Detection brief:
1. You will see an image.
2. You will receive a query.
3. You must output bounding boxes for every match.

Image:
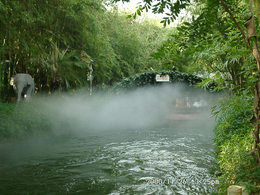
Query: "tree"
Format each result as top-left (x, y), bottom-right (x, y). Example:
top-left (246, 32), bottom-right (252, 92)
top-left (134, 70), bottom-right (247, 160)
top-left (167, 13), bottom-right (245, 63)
top-left (0, 0), bottom-right (109, 98)
top-left (0, 0), bottom-right (172, 100)
top-left (113, 0), bottom-right (191, 26)
top-left (102, 6), bottom-right (170, 82)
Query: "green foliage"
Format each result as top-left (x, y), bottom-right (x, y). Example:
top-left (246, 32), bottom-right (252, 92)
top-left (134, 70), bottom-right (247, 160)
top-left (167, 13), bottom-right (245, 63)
top-left (0, 101), bottom-right (74, 143)
top-left (0, 0), bottom-right (105, 97)
top-left (195, 74), bottom-right (225, 92)
top-left (212, 95), bottom-right (260, 194)
top-left (150, 31), bottom-right (192, 73)
top-left (148, 0), bottom-right (256, 95)
top-left (104, 8), bottom-right (170, 82)
top-left (216, 133), bottom-right (259, 194)
top-left (113, 0), bottom-right (191, 26)
top-left (1, 0), bottom-right (174, 100)
top-left (212, 95), bottom-right (254, 149)
top-left (32, 44), bottom-right (88, 90)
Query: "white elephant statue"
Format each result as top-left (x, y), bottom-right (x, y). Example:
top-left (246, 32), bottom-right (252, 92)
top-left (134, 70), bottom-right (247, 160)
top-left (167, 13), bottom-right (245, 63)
top-left (10, 73), bottom-right (35, 102)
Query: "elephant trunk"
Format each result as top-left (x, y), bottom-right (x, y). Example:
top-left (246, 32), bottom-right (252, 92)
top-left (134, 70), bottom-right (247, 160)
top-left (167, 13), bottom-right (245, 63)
top-left (16, 85), bottom-right (23, 102)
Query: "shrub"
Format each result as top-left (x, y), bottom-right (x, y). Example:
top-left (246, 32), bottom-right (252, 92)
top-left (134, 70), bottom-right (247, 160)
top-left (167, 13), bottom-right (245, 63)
top-left (212, 95), bottom-right (260, 194)
top-left (216, 133), bottom-right (259, 194)
top-left (212, 95), bottom-right (254, 151)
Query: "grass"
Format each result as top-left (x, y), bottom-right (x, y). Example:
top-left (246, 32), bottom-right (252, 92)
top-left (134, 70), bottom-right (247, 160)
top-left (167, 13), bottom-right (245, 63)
top-left (0, 100), bottom-right (74, 143)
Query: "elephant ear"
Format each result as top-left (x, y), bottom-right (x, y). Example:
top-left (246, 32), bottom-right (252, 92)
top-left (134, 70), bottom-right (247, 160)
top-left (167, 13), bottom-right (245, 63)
top-left (10, 77), bottom-right (14, 86)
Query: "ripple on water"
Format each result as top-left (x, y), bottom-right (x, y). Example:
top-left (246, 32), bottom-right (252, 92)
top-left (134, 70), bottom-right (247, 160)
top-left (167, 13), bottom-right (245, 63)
top-left (0, 126), bottom-right (218, 194)
top-left (90, 135), bottom-right (217, 194)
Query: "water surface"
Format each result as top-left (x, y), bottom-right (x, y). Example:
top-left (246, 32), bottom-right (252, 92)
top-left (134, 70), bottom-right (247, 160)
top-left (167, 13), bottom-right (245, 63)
top-left (0, 122), bottom-right (218, 195)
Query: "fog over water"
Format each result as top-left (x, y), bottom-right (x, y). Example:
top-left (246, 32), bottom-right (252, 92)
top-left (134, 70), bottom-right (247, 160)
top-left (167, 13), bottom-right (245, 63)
top-left (0, 83), bottom-right (222, 194)
top-left (38, 83), bottom-right (218, 134)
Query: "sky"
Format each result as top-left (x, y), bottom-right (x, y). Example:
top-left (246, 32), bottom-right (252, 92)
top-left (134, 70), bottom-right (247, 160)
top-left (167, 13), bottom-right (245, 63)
top-left (115, 0), bottom-right (167, 19)
top-left (117, 0), bottom-right (143, 9)
top-left (115, 0), bottom-right (187, 24)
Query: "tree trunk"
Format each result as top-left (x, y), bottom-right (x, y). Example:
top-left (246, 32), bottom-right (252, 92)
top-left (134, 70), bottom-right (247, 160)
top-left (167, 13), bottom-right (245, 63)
top-left (220, 0), bottom-right (260, 165)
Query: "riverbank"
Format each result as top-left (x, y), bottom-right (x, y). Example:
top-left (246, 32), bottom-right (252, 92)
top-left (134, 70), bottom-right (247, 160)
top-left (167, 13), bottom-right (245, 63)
top-left (0, 100), bottom-right (74, 144)
top-left (212, 95), bottom-right (260, 194)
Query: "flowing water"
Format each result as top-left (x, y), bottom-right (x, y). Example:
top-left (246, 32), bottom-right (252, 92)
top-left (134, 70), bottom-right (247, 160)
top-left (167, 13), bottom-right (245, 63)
top-left (0, 121), bottom-right (218, 195)
top-left (0, 85), bottom-right (222, 194)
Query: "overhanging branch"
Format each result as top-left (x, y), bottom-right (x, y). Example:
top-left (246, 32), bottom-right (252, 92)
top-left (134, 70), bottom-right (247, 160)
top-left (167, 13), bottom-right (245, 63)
top-left (219, 0), bottom-right (253, 53)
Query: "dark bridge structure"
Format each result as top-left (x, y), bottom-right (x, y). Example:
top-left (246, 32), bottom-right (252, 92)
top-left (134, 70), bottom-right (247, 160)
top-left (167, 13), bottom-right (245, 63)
top-left (112, 70), bottom-right (218, 93)
top-left (112, 70), bottom-right (221, 121)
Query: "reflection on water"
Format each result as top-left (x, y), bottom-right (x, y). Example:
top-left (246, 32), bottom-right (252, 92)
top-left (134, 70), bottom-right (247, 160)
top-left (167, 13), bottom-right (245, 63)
top-left (0, 123), bottom-right (218, 195)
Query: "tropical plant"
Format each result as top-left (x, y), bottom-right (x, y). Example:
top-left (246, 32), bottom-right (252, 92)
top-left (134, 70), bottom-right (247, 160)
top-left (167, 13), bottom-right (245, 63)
top-left (0, 0), bottom-right (174, 100)
top-left (212, 95), bottom-right (260, 194)
top-left (0, 0), bottom-right (108, 98)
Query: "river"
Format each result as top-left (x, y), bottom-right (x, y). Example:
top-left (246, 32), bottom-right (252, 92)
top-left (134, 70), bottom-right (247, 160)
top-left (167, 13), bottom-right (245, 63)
top-left (0, 120), bottom-right (218, 195)
top-left (0, 85), bottom-right (221, 194)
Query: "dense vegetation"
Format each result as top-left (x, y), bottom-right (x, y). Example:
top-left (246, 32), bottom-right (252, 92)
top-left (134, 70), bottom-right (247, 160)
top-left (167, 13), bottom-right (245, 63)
top-left (0, 0), bottom-right (171, 101)
top-left (212, 95), bottom-right (260, 194)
